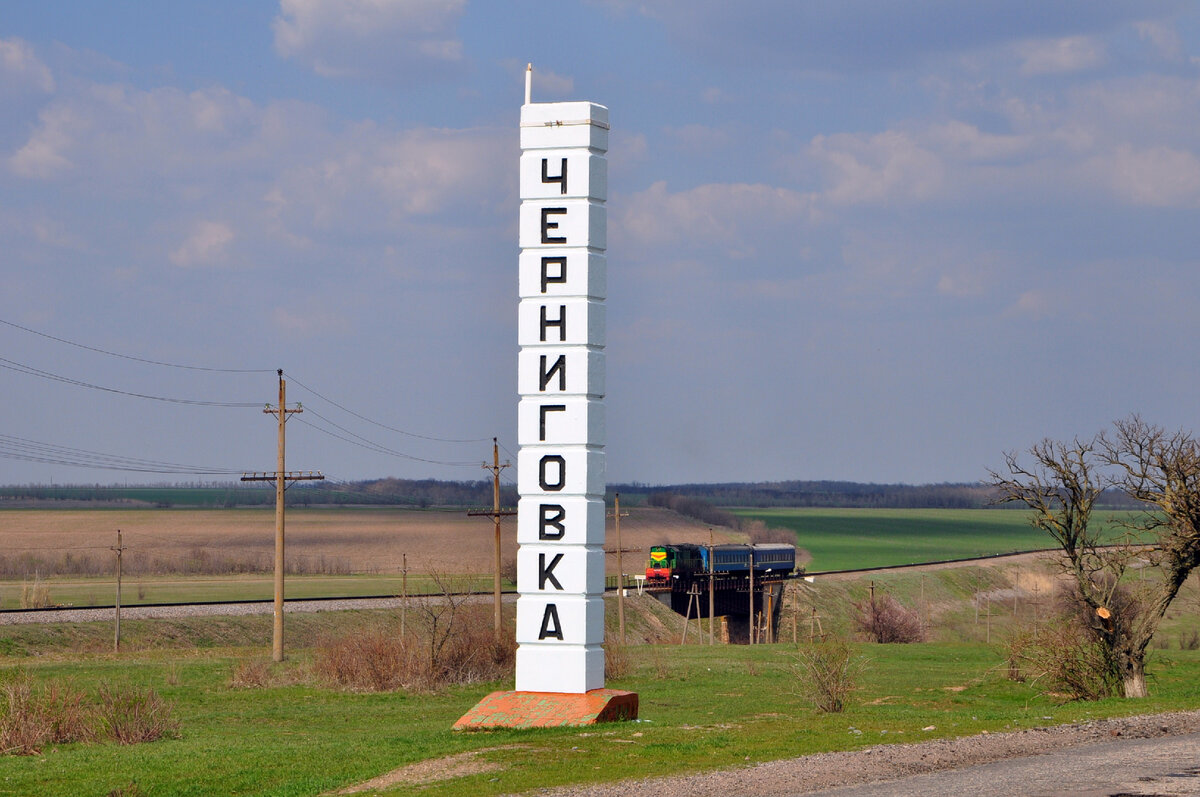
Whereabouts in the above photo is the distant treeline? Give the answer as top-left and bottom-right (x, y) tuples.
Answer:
(627, 481), (1144, 510)
(0, 478), (1140, 510)
(0, 479), (518, 509)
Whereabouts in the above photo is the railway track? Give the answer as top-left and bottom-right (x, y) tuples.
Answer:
(0, 547), (1062, 625)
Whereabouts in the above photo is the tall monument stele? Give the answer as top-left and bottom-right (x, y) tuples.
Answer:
(454, 71), (637, 729)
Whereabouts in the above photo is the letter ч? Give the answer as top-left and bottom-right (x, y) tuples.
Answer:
(542, 158), (568, 194)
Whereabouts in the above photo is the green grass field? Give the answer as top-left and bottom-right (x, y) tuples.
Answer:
(2, 630), (1199, 796)
(732, 508), (1139, 571)
(2, 561), (1200, 796)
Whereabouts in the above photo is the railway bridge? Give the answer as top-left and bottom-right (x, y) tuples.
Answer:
(643, 572), (791, 644)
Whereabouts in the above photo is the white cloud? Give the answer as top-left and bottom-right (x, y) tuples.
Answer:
(1096, 144), (1200, 207)
(527, 66), (574, 99)
(8, 104), (74, 177)
(1009, 290), (1050, 317)
(8, 84), (287, 183)
(0, 37), (55, 95)
(169, 221), (234, 267)
(1136, 21), (1184, 62)
(925, 121), (1033, 163)
(267, 124), (509, 234)
(809, 131), (944, 205)
(273, 0), (466, 79)
(787, 72), (1200, 212)
(620, 180), (816, 258)
(1017, 36), (1105, 75)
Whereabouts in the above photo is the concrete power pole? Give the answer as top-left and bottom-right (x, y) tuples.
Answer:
(242, 370), (323, 662)
(468, 438), (513, 640)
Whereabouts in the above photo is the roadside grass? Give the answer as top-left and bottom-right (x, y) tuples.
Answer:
(2, 602), (1200, 796)
(732, 508), (1140, 571)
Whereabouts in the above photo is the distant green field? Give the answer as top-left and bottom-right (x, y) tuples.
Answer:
(731, 507), (1139, 572)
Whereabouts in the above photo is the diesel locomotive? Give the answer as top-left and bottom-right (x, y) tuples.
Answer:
(645, 543), (796, 583)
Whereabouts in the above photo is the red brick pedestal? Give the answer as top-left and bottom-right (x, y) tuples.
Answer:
(453, 689), (638, 730)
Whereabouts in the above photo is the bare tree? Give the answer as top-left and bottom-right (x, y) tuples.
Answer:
(1097, 416), (1200, 696)
(409, 569), (473, 676)
(992, 419), (1200, 698)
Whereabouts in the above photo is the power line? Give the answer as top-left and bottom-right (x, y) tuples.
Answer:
(0, 317), (272, 373)
(0, 357), (261, 407)
(282, 371), (489, 444)
(295, 411), (480, 467)
(0, 433), (243, 475)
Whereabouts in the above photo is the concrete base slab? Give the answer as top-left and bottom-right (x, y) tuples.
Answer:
(453, 689), (638, 730)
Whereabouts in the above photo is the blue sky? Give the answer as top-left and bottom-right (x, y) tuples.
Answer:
(2, 1), (1199, 488)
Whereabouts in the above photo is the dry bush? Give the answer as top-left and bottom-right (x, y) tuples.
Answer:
(0, 677), (97, 755)
(500, 556), (518, 586)
(313, 604), (515, 693)
(646, 646), (671, 680)
(433, 610), (515, 686)
(853, 595), (926, 643)
(1006, 620), (1120, 701)
(19, 577), (50, 609)
(95, 684), (180, 745)
(793, 639), (864, 713)
(313, 629), (416, 692)
(1180, 629), (1200, 651)
(227, 659), (274, 689)
(604, 643), (632, 680)
(1, 679), (56, 755)
(745, 520), (797, 545)
(1000, 631), (1027, 682)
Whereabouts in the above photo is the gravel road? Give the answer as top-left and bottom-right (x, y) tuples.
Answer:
(531, 710), (1200, 797)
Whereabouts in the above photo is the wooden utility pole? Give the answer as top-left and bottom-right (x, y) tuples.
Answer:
(611, 494), (630, 644)
(468, 438), (513, 640)
(765, 589), (774, 644)
(242, 370), (323, 662)
(680, 583), (702, 645)
(112, 529), (124, 652)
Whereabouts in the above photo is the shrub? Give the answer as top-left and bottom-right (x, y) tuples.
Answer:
(95, 684), (179, 745)
(313, 608), (515, 693)
(793, 639), (863, 713)
(313, 630), (415, 692)
(853, 594), (926, 643)
(227, 659), (274, 689)
(19, 577), (50, 609)
(744, 519), (797, 545)
(604, 643), (632, 680)
(1005, 620), (1121, 701)
(433, 614), (515, 686)
(0, 676), (100, 754)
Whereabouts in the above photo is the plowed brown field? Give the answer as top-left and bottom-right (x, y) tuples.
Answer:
(0, 506), (740, 575)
